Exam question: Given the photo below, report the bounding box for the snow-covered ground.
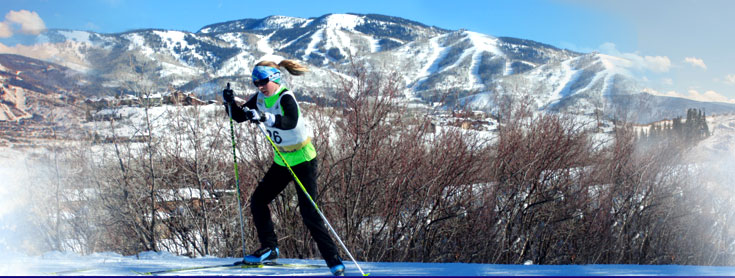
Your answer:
[2,250,735,276]
[3,114,735,276]
[692,113,735,158]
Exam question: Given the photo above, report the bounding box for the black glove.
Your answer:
[244,110,262,123]
[245,110,276,126]
[223,86,234,104]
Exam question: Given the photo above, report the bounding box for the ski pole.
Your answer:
[253,121,368,276]
[225,83,248,260]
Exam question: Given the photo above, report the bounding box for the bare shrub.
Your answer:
[483,95,594,264]
[310,61,492,263]
[26,63,735,266]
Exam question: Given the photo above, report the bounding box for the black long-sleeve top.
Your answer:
[226,91,299,130]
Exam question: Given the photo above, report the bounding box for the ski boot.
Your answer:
[326,254,345,276]
[242,246,279,265]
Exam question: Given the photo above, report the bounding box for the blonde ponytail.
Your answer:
[255,59,309,76]
[278,60,309,76]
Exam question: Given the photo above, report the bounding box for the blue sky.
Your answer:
[1,0,734,102]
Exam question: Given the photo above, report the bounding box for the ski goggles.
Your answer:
[253,78,270,87]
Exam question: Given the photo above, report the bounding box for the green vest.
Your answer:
[260,87,316,166]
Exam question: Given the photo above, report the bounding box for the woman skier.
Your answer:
[222,59,345,276]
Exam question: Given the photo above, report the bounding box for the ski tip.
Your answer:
[133,270,153,275]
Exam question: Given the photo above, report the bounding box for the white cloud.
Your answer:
[598,42,671,73]
[1,10,46,37]
[694,90,735,103]
[643,88,678,97]
[0,22,11,38]
[643,56,671,73]
[684,57,707,69]
[725,74,735,85]
[644,88,735,103]
[0,42,90,71]
[661,78,674,85]
[0,42,56,59]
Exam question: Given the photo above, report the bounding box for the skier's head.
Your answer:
[252,60,309,96]
[251,60,309,86]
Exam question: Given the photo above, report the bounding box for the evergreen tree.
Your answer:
[701,110,710,137]
[644,108,710,148]
[684,109,696,143]
[673,116,683,137]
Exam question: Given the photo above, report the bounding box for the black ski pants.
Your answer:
[249,158,339,260]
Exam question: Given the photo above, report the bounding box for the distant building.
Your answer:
[140,93,163,107]
[165,90,206,106]
[85,94,139,109]
[84,96,116,109]
[118,94,138,106]
[84,90,205,111]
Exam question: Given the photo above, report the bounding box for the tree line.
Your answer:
[638,108,710,146]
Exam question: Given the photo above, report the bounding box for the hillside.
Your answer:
[1,13,728,124]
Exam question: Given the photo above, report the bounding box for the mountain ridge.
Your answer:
[2,13,735,124]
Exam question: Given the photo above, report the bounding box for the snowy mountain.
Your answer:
[459,52,735,122]
[462,53,640,114]
[6,13,735,123]
[379,30,577,98]
[199,14,447,62]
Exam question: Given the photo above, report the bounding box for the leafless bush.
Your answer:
[480,96,594,264]
[308,61,493,263]
[26,62,735,266]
